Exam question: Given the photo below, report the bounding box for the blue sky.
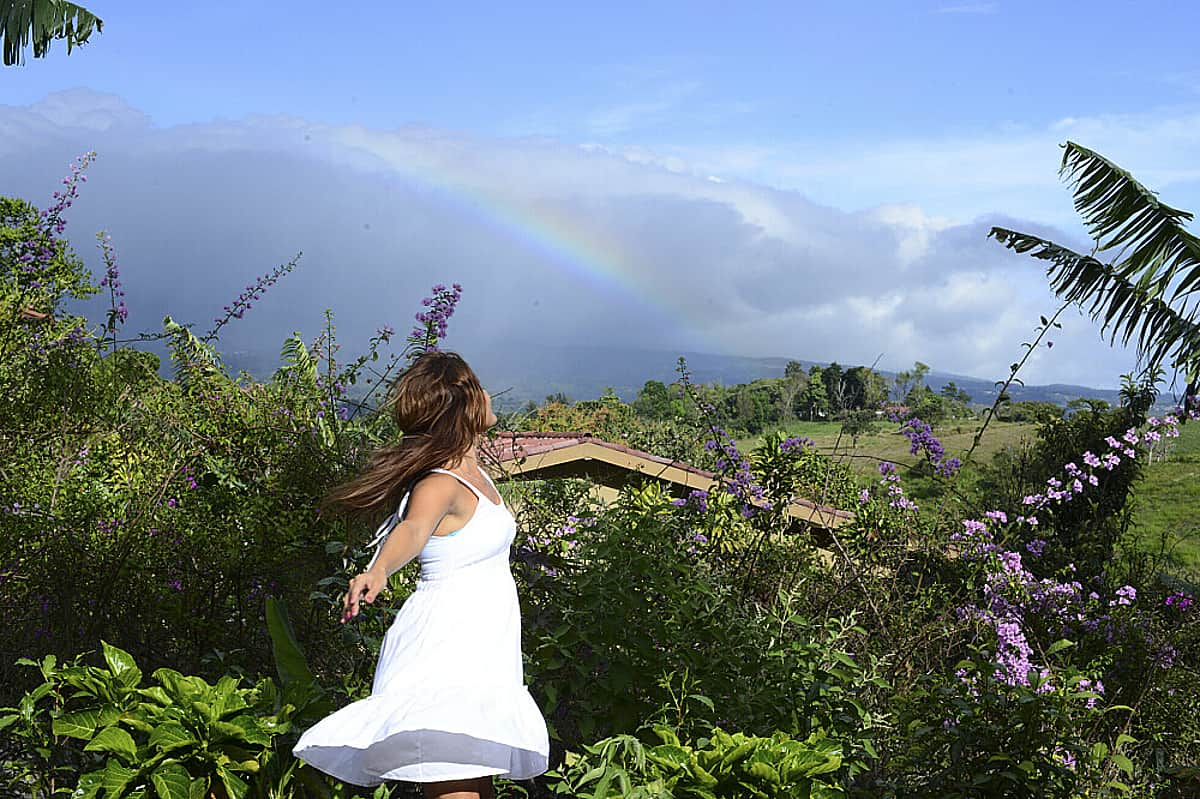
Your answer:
[3,1,1200,389]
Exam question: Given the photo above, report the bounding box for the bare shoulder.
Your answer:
[404,472,461,519]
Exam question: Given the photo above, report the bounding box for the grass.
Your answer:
[1128,421,1200,584]
[739,418,1036,480]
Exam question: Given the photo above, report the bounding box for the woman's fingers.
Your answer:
[341,573,382,622]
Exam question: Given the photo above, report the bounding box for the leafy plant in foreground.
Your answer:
[546,725,846,799]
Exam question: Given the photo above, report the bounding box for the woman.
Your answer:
[293,351,549,799]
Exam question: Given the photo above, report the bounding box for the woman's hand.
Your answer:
[342,566,388,623]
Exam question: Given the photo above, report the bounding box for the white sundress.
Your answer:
[293,468,550,786]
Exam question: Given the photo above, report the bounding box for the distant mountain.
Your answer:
[219,342,1128,411]
[464,343,1127,411]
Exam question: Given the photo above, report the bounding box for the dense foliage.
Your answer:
[2,153,1199,798]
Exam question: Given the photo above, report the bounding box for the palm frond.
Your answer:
[989,227,1200,382]
[2,0,103,66]
[1060,141,1200,303]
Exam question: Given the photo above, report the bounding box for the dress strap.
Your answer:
[427,467,488,501]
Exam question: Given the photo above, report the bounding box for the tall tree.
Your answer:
[821,361,845,414]
[892,361,929,403]
[844,365,887,410]
[799,366,831,420]
[1,0,102,66]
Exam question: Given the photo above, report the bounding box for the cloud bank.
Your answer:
[0,89,1151,389]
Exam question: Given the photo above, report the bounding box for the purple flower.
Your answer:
[407,282,464,354]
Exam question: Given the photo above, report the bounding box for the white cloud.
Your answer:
[0,90,1152,390]
[623,107,1200,231]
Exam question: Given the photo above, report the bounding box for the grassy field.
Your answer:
[1129,422,1200,582]
[741,417,1200,583]
[738,418,1036,479]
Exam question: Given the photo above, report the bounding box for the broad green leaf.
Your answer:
[187,776,208,799]
[1045,638,1075,656]
[148,721,196,753]
[151,762,192,799]
[138,686,172,706]
[102,641,142,688]
[646,744,690,772]
[217,765,249,799]
[213,675,247,717]
[101,758,138,795]
[719,740,756,767]
[83,725,138,762]
[53,709,102,739]
[211,718,268,746]
[1111,753,1134,778]
[71,771,104,799]
[264,595,316,686]
[745,760,781,785]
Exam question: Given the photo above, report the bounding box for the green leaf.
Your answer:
[138,686,172,707]
[83,725,138,762]
[148,721,196,753]
[720,740,757,767]
[217,765,249,799]
[101,758,138,796]
[71,770,104,799]
[211,717,273,747]
[1045,638,1075,657]
[187,777,208,799]
[53,709,102,739]
[646,744,691,772]
[151,762,193,799]
[1,0,104,66]
[102,641,142,688]
[745,760,781,785]
[266,597,318,690]
[1111,753,1134,778]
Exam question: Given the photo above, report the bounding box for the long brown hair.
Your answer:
[322,350,492,521]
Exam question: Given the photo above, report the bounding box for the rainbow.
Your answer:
[335,129,718,349]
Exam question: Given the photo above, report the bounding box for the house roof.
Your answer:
[482,430,854,529]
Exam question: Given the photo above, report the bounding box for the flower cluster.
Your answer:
[703,422,768,518]
[948,414,1193,694]
[179,464,198,491]
[780,436,815,454]
[670,488,710,513]
[1018,415,1181,519]
[1165,591,1194,611]
[14,153,95,303]
[892,414,961,477]
[961,545,1134,690]
[877,461,917,512]
[41,151,95,237]
[206,256,299,340]
[523,514,595,577]
[96,231,128,331]
[408,283,463,353]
